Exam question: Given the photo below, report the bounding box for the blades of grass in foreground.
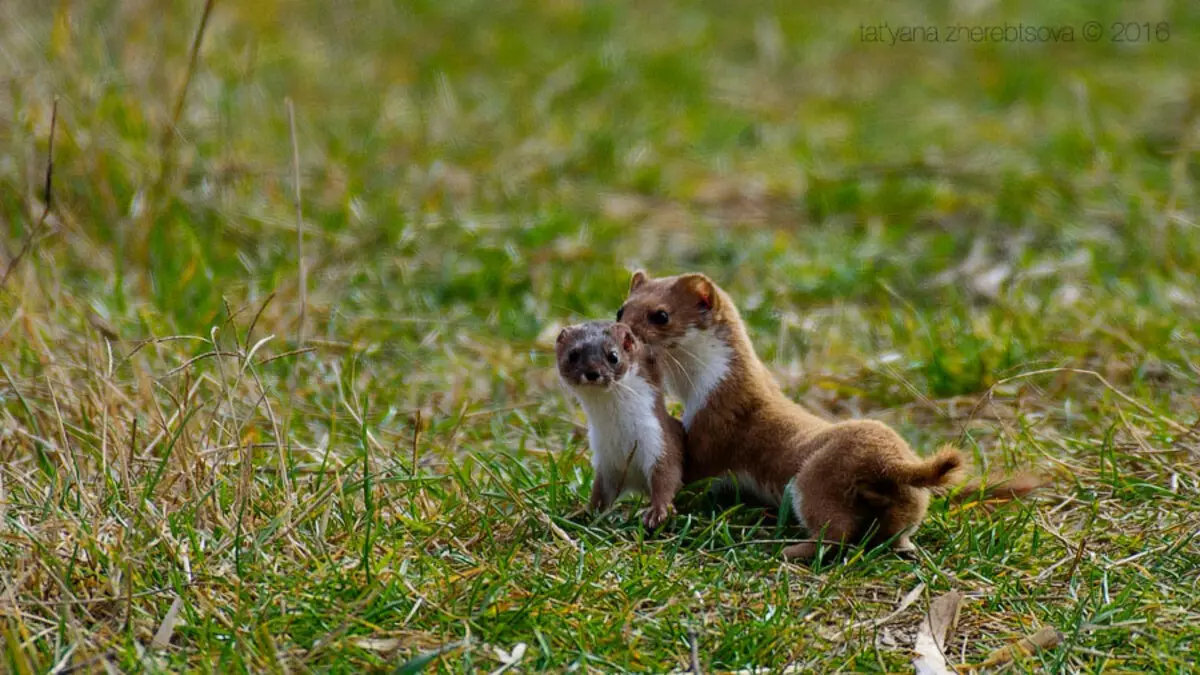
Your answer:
[141,403,203,501]
[393,639,468,675]
[360,397,375,585]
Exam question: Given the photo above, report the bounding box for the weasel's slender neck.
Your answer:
[666,308,811,430]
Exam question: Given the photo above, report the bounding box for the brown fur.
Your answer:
[618,271,967,559]
[944,472,1044,505]
[556,321,686,529]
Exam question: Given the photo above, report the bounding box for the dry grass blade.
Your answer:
[689,629,702,674]
[287,97,307,345]
[166,0,216,147]
[539,511,579,550]
[256,346,316,366]
[913,590,962,675]
[136,0,217,256]
[959,367,1190,441]
[162,350,241,378]
[2,97,57,289]
[3,621,34,675]
[836,582,926,641]
[411,409,422,472]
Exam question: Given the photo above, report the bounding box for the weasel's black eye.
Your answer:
[649,310,669,325]
[568,349,580,364]
[606,350,620,365]
[616,307,625,321]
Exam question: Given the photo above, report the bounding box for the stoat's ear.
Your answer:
[677,273,718,312]
[555,326,570,348]
[621,327,637,353]
[613,323,638,353]
[629,269,648,294]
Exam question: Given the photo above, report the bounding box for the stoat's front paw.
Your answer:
[641,504,672,530]
[781,542,818,561]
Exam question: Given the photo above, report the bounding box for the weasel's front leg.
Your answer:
[643,457,683,529]
[589,471,615,515]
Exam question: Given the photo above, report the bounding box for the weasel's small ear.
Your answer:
[555,328,569,347]
[629,270,648,294]
[678,273,718,312]
[611,323,637,352]
[621,327,637,353]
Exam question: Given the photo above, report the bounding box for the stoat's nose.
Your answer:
[584,370,600,382]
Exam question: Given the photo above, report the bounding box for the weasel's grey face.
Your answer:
[555,321,639,390]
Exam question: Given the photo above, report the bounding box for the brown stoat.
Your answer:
[617,271,1038,559]
[555,320,685,529]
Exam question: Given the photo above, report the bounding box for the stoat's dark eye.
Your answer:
[616,307,625,321]
[606,350,620,365]
[568,349,581,364]
[649,310,669,325]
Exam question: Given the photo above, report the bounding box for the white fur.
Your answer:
[786,479,808,531]
[568,364,664,497]
[662,328,733,430]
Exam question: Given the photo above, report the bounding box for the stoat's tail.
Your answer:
[854,444,965,508]
[946,472,1044,505]
[890,445,965,488]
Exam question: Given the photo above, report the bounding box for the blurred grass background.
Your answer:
[2,0,1199,671]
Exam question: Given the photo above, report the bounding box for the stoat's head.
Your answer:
[617,270,729,348]
[555,321,640,390]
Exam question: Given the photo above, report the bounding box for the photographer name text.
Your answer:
[860,21,1170,45]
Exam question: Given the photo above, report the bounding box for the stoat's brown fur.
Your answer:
[618,271,1036,559]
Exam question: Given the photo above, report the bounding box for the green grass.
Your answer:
[2,0,1200,671]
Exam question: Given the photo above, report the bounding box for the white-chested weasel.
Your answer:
[556,320,685,528]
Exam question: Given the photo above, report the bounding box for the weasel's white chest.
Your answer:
[572,371,664,496]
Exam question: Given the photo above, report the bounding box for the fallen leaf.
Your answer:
[968,625,1063,670]
[151,595,185,650]
[912,590,962,675]
[354,637,403,652]
[489,642,527,675]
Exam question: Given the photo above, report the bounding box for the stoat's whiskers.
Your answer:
[660,348,697,393]
[670,342,718,394]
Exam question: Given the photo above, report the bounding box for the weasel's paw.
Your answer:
[782,542,818,561]
[641,504,673,530]
[893,535,918,559]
